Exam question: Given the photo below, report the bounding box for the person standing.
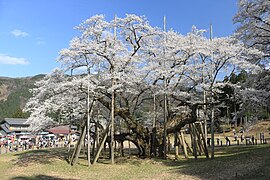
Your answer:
[225,136,230,146]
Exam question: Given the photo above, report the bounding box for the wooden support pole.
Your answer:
[120,141,124,157]
[153,94,156,128]
[71,123,87,166]
[67,122,72,162]
[87,83,91,167]
[92,123,110,165]
[189,124,197,159]
[180,131,188,158]
[199,122,209,159]
[163,15,168,160]
[193,124,203,156]
[128,140,131,157]
[174,132,179,160]
[110,86,115,164]
[110,14,117,165]
[178,133,186,158]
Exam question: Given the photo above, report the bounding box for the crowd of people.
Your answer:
[0,135,71,154]
[206,127,267,147]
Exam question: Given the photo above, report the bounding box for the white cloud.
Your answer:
[36,37,46,45]
[11,29,30,38]
[37,40,46,45]
[0,54,30,65]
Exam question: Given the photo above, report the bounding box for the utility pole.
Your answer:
[163,16,168,159]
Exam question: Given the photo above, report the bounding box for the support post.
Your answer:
[174,132,179,160]
[163,15,168,159]
[189,124,197,159]
[179,131,188,158]
[199,122,209,159]
[87,81,91,167]
[92,123,110,165]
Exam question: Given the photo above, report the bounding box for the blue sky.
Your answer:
[0,0,238,78]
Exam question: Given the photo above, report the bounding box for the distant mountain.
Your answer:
[0,74,45,120]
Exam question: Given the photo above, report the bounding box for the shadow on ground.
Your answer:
[154,144,270,180]
[13,148,68,166]
[10,174,77,180]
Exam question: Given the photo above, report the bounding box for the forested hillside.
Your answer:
[0,74,45,120]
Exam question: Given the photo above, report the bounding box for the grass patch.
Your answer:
[0,145,269,180]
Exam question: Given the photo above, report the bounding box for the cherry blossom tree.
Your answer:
[24,14,264,163]
[234,0,270,62]
[234,0,270,123]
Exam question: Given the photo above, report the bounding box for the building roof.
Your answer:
[48,125,70,135]
[0,124,11,134]
[0,130,7,136]
[4,118,30,126]
[0,118,30,135]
